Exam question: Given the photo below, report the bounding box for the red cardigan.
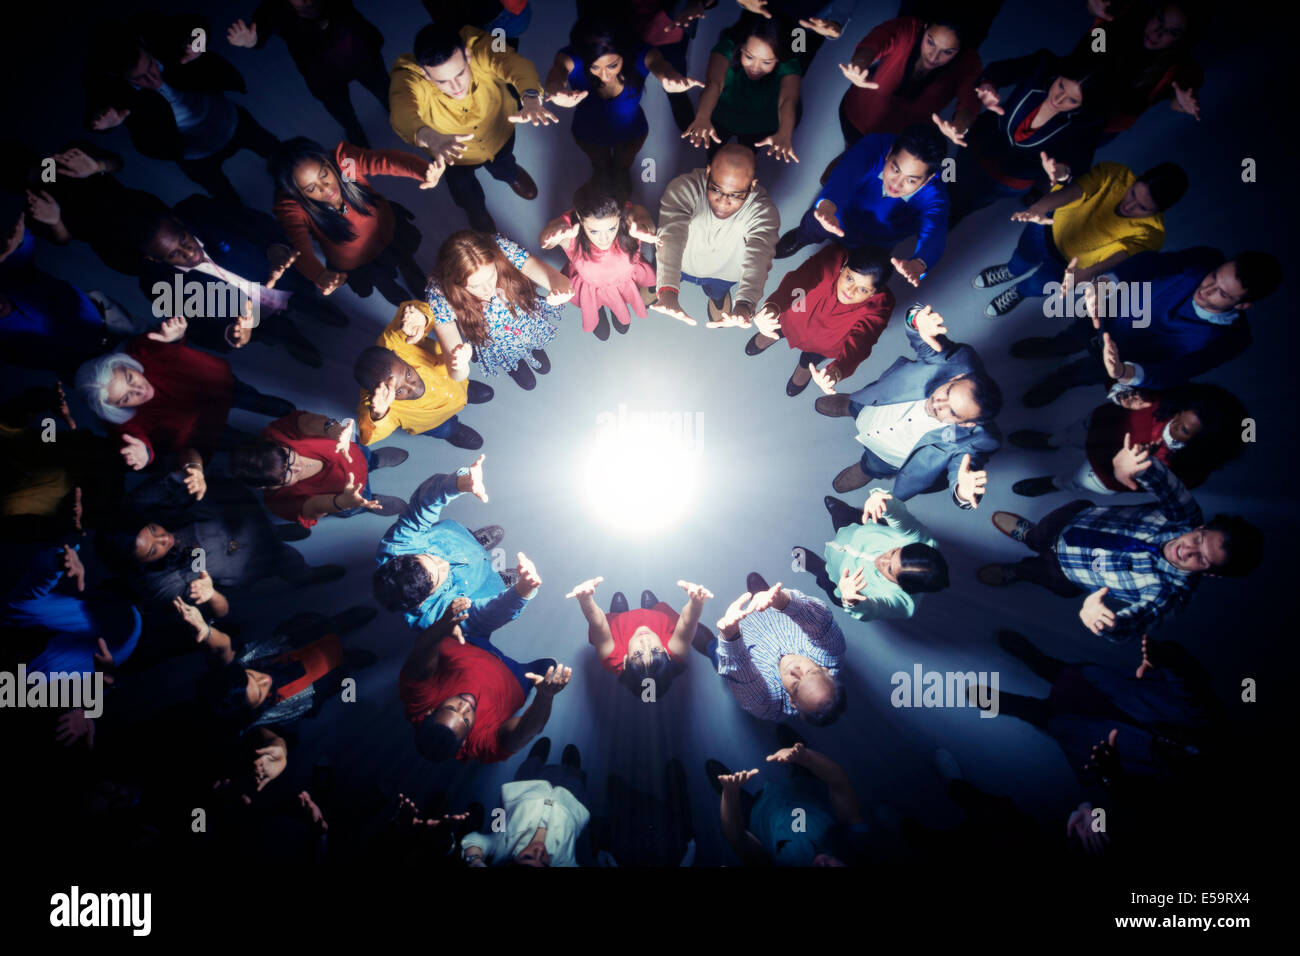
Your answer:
[843,17,982,137]
[1086,400,1182,492]
[764,245,896,379]
[111,335,234,467]
[275,141,428,282]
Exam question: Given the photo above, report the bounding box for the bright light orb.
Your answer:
[582,407,702,537]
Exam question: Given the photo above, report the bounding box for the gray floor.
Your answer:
[9,0,1292,865]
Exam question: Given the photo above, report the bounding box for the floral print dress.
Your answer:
[426,234,561,377]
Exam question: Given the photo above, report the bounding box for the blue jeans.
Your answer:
[679,271,735,305]
[418,415,461,441]
[846,399,902,478]
[333,444,375,518]
[468,632,555,696]
[1007,223,1069,299]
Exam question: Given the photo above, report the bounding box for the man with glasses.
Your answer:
[652,144,780,329]
[230,410,412,532]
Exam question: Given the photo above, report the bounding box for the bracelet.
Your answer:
[325,417,340,434]
[332,493,343,510]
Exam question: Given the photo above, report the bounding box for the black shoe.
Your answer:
[609,591,629,615]
[775,723,805,751]
[561,744,581,770]
[746,571,769,594]
[593,309,611,341]
[1012,476,1057,497]
[285,339,324,368]
[824,495,861,529]
[1011,336,1081,360]
[368,447,409,470]
[468,210,497,234]
[531,349,551,375]
[774,229,808,260]
[610,312,630,334]
[446,423,483,449]
[370,494,408,516]
[473,525,504,551]
[524,657,558,679]
[500,568,520,588]
[640,589,659,610]
[300,302,348,327]
[508,362,537,390]
[1023,379,1070,409]
[744,333,771,357]
[786,370,810,397]
[528,736,551,762]
[1008,429,1055,451]
[692,625,715,657]
[274,523,311,542]
[704,759,731,795]
[466,381,494,404]
[301,564,346,587]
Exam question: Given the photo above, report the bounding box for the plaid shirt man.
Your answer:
[714,590,845,720]
[1051,458,1202,642]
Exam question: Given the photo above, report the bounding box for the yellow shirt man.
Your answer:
[357,301,470,445]
[1050,162,1166,269]
[389,25,543,166]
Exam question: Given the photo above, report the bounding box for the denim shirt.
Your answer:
[375,471,529,634]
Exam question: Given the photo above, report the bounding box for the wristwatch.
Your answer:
[521,88,541,101]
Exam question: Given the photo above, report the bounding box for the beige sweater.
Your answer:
[655,169,780,308]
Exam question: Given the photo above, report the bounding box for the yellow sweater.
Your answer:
[388,25,542,166]
[357,301,470,445]
[1050,162,1165,269]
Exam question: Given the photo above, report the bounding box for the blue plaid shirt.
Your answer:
[714,590,845,720]
[1052,459,1202,642]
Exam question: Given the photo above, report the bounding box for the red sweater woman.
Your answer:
[745,244,896,398]
[271,137,444,306]
[74,317,293,479]
[838,16,982,150]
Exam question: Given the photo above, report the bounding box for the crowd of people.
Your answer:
[1,0,1277,875]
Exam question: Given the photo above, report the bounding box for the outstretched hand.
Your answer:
[456,454,489,502]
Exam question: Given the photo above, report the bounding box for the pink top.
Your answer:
[559,212,656,332]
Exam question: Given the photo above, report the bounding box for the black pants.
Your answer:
[838,95,864,151]
[707,100,805,162]
[339,202,427,306]
[175,106,279,208]
[800,496,861,602]
[656,37,697,133]
[442,134,521,226]
[305,51,392,149]
[1014,499,1092,597]
[575,132,648,202]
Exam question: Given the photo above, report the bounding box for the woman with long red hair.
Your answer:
[426,232,573,390]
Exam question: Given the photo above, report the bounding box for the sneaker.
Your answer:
[640,589,659,610]
[446,422,483,449]
[609,591,629,615]
[499,568,520,588]
[531,349,551,374]
[466,381,494,404]
[832,462,870,493]
[1008,429,1055,451]
[472,525,504,551]
[592,309,611,341]
[991,511,1035,543]
[815,394,852,417]
[1012,476,1057,497]
[774,229,808,260]
[368,447,409,470]
[972,264,1015,289]
[370,494,408,516]
[985,287,1024,317]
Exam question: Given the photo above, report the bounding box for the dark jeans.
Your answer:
[442,134,521,225]
[175,106,279,208]
[679,270,735,305]
[838,94,864,150]
[1007,223,1069,298]
[575,132,648,202]
[305,51,391,149]
[229,377,294,418]
[468,633,554,697]
[946,154,1032,229]
[418,416,461,440]
[339,202,426,306]
[1013,499,1092,597]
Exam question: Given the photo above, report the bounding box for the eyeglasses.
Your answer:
[706,177,750,203]
[279,448,297,487]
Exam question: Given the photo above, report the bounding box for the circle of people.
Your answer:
[1,0,1276,868]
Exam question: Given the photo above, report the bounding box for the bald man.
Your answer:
[651,145,780,329]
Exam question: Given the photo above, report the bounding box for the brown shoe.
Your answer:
[706,292,732,326]
[832,462,869,493]
[991,511,1034,543]
[509,167,538,200]
[815,395,852,417]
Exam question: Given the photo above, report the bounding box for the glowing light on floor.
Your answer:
[582,406,702,537]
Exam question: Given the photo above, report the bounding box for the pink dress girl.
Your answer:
[558,209,657,333]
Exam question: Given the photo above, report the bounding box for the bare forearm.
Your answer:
[205,589,231,619]
[502,695,553,753]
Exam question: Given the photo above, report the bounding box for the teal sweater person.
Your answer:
[797,489,949,622]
